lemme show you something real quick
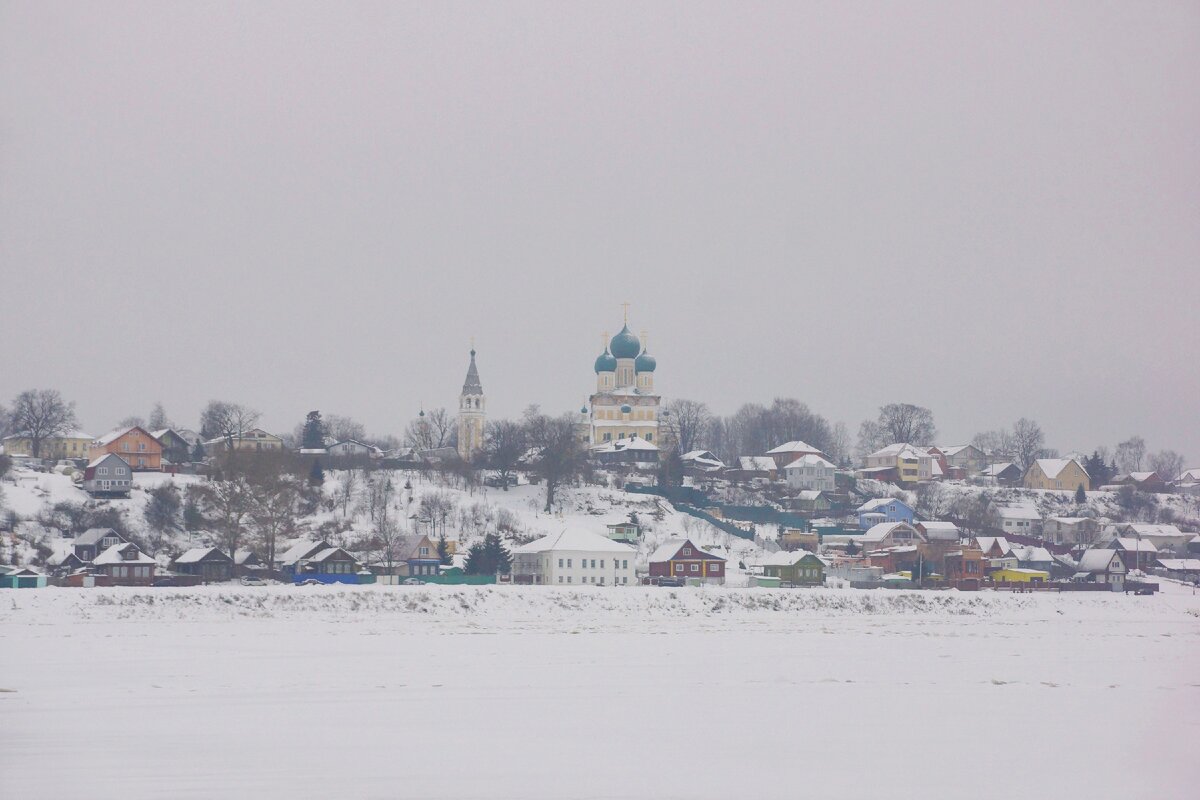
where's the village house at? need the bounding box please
[1011,544,1056,574]
[783,454,837,492]
[1044,517,1103,547]
[761,550,827,586]
[81,453,134,497]
[779,528,819,552]
[395,534,441,577]
[765,440,828,470]
[93,542,157,586]
[234,549,266,577]
[172,547,234,583]
[605,522,640,544]
[938,444,988,476]
[859,443,934,485]
[991,567,1050,584]
[733,456,777,481]
[915,521,960,542]
[648,538,726,584]
[1,429,94,462]
[680,450,725,473]
[1105,537,1158,572]
[980,461,1022,486]
[789,490,833,514]
[511,527,636,586]
[592,436,659,467]
[204,428,285,454]
[1110,472,1167,493]
[942,546,985,589]
[994,504,1042,537]
[152,429,193,465]
[1074,549,1127,590]
[90,426,163,471]
[326,440,383,460]
[858,521,926,551]
[277,539,362,582]
[1110,523,1191,554]
[1154,558,1200,583]
[856,498,914,530]
[1023,458,1090,492]
[71,528,127,563]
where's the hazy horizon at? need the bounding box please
[2,2,1197,460]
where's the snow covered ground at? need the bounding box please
[3,585,1198,799]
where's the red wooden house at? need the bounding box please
[648,538,725,584]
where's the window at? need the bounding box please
[567,576,572,583]
[590,559,596,568]
[622,560,628,569]
[600,560,605,569]
[98,467,108,476]
[419,547,429,556]
[690,564,699,572]
[558,576,563,583]
[558,558,564,568]
[682,548,691,556]
[567,559,572,568]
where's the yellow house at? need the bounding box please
[204,428,285,453]
[991,567,1049,583]
[2,430,94,461]
[1023,458,1090,492]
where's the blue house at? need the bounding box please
[276,539,363,584]
[856,498,915,530]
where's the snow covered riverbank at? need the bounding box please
[3,586,1199,799]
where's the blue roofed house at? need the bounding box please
[857,498,915,530]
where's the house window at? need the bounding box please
[558,558,564,568]
[590,559,596,568]
[691,564,699,572]
[98,467,108,476]
[683,548,691,555]
[600,560,605,569]
[567,559,572,568]
[419,547,429,556]
[558,576,563,583]
[622,560,628,569]
[567,576,572,583]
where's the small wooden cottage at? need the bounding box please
[81,454,134,497]
[92,542,157,586]
[762,550,827,586]
[648,538,725,584]
[172,547,234,583]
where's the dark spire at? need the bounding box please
[462,348,483,395]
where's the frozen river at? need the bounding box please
[2,584,1198,799]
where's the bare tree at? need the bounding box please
[367,513,406,575]
[427,408,455,448]
[484,419,527,489]
[10,389,78,458]
[336,469,360,517]
[1148,450,1185,483]
[525,410,587,513]
[194,476,253,563]
[1011,418,1045,471]
[914,481,952,520]
[325,414,366,443]
[860,403,937,452]
[418,490,457,540]
[148,402,170,431]
[972,428,1015,459]
[1115,436,1147,473]
[249,476,302,571]
[827,422,851,467]
[405,413,435,451]
[117,415,146,429]
[0,402,11,439]
[663,398,712,455]
[200,400,261,449]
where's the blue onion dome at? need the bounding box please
[634,348,657,372]
[620,404,632,414]
[580,406,588,414]
[609,325,641,359]
[594,348,617,373]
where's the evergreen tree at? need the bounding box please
[1074,484,1087,505]
[192,439,206,462]
[308,459,325,487]
[302,411,326,449]
[437,535,452,565]
[845,538,859,556]
[464,532,512,575]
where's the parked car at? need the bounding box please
[654,576,686,587]
[240,575,266,586]
[402,578,424,586]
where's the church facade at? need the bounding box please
[586,319,661,446]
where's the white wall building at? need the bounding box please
[783,453,837,492]
[511,527,637,586]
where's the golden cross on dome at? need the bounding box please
[621,301,630,323]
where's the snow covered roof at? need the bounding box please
[1078,549,1123,572]
[174,547,229,564]
[1179,469,1200,482]
[996,505,1041,520]
[278,539,328,565]
[234,549,259,565]
[94,542,155,565]
[783,454,835,470]
[86,453,130,469]
[74,527,122,546]
[1048,516,1090,524]
[1012,545,1054,563]
[918,521,960,540]
[766,441,824,456]
[980,462,1017,476]
[514,527,636,555]
[867,443,928,460]
[939,444,976,457]
[860,522,920,543]
[737,456,775,472]
[93,427,141,446]
[647,538,724,563]
[1110,537,1158,553]
[974,536,1013,556]
[857,497,908,512]
[1032,458,1084,479]
[762,550,807,567]
[308,547,357,564]
[795,490,825,500]
[1118,523,1182,538]
[3,428,94,441]
[593,437,659,453]
[1157,559,1200,571]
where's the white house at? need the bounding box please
[510,527,636,586]
[1074,549,1127,591]
[765,440,828,469]
[326,440,382,459]
[995,504,1042,536]
[681,450,725,472]
[783,453,837,492]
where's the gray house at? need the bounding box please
[72,528,127,563]
[82,453,133,497]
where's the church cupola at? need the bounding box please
[457,346,486,462]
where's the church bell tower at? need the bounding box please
[457,346,486,462]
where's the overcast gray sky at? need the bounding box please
[2,1,1197,459]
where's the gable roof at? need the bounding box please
[647,538,724,563]
[974,536,1013,556]
[74,527,123,546]
[860,522,922,543]
[980,462,1018,476]
[766,441,825,456]
[939,444,979,457]
[857,497,911,513]
[1109,537,1158,553]
[174,547,231,565]
[737,456,776,472]
[1031,458,1085,479]
[1078,549,1124,573]
[996,505,1041,520]
[783,454,835,470]
[917,521,960,540]
[93,426,159,446]
[513,527,635,555]
[1117,523,1182,538]
[94,542,155,565]
[307,547,359,564]
[867,443,929,460]
[278,539,331,565]
[1012,545,1054,563]
[86,453,131,470]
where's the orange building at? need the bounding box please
[89,426,163,471]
